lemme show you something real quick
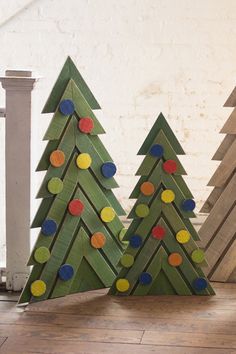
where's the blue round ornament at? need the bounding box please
[101,162,117,178]
[193,277,207,291]
[59,99,75,115]
[130,235,142,248]
[149,144,164,158]
[139,272,153,285]
[41,219,57,236]
[182,199,196,212]
[58,264,74,281]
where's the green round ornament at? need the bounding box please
[135,204,149,218]
[120,254,134,268]
[34,247,51,264]
[191,249,205,264]
[47,177,64,194]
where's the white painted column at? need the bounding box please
[0,71,37,291]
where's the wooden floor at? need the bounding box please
[0,282,236,353]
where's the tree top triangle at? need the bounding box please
[42,56,101,113]
[138,113,185,155]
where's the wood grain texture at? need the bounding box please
[220,108,236,134]
[208,138,236,187]
[1,283,236,353]
[212,134,236,161]
[199,174,236,247]
[224,86,236,107]
[42,56,100,112]
[210,239,236,282]
[200,186,224,213]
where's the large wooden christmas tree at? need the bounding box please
[19,57,126,304]
[199,87,236,282]
[109,113,214,296]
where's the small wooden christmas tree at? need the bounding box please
[19,57,126,304]
[199,87,236,282]
[109,113,214,296]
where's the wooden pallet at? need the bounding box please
[199,87,236,282]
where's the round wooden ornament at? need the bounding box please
[135,204,149,218]
[78,117,94,133]
[68,199,84,216]
[193,277,208,291]
[149,144,164,157]
[34,247,50,264]
[50,150,65,167]
[129,235,142,248]
[91,232,106,249]
[41,219,57,236]
[101,162,117,178]
[30,280,46,297]
[139,272,152,285]
[176,230,190,244]
[59,99,75,115]
[47,177,64,194]
[100,207,116,223]
[116,278,130,292]
[163,159,177,174]
[58,264,74,281]
[152,225,166,240]
[120,254,134,268]
[191,249,205,264]
[76,153,92,169]
[182,199,196,211]
[168,253,183,267]
[161,189,175,203]
[140,182,155,196]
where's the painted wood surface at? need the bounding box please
[199,89,236,282]
[19,57,125,304]
[110,114,213,296]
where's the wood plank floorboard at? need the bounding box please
[0,282,236,353]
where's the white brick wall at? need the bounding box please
[0,0,236,225]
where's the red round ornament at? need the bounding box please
[163,160,177,174]
[152,225,166,240]
[78,117,94,134]
[68,199,84,216]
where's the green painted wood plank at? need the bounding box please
[104,189,126,216]
[77,169,124,237]
[132,247,163,295]
[128,160,195,219]
[130,173,193,199]
[75,119,118,190]
[123,189,200,242]
[42,56,100,113]
[44,80,104,140]
[31,197,54,229]
[138,113,185,155]
[136,130,186,176]
[122,236,162,295]
[149,270,176,295]
[50,227,84,298]
[18,265,42,304]
[36,140,59,171]
[90,135,113,161]
[37,119,76,199]
[84,235,117,287]
[28,155,78,265]
[79,190,124,264]
[34,210,83,301]
[162,249,193,295]
[70,258,104,294]
[160,218,212,295]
